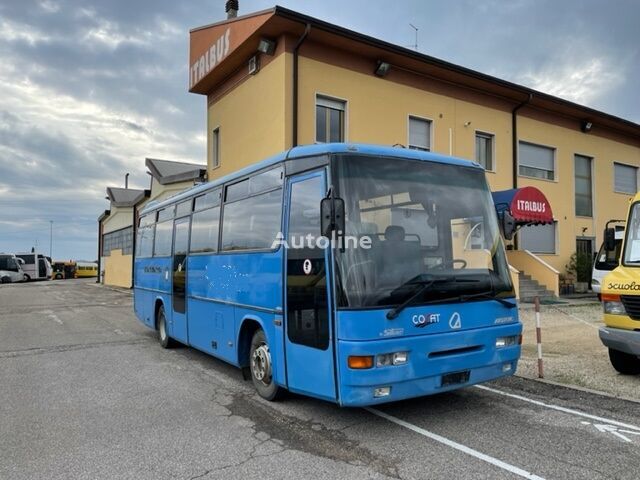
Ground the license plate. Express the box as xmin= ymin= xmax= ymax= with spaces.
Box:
xmin=441 ymin=370 xmax=470 ymax=387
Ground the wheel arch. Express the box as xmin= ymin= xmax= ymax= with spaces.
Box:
xmin=153 ymin=297 xmax=166 ymax=330
xmin=237 ymin=315 xmax=267 ymax=368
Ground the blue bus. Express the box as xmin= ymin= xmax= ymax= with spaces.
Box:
xmin=134 ymin=143 xmax=521 ymax=406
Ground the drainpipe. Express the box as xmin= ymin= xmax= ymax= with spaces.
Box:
xmin=511 ymin=93 xmax=533 ymax=250
xmin=512 ymin=94 xmax=533 ymax=189
xmin=96 ymin=218 xmax=102 ymax=284
xmin=292 ymin=24 xmax=311 ymax=147
xmin=131 ymin=207 xmax=136 ymax=289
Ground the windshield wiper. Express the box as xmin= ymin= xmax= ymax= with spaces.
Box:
xmin=385 ymin=276 xmax=479 ymax=320
xmin=459 ymin=291 xmax=517 ymax=308
xmin=386 ymin=278 xmax=446 ymax=320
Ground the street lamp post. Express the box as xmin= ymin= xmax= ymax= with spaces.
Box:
xmin=49 ymin=220 xmax=53 ymax=259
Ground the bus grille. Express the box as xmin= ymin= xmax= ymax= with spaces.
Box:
xmin=620 ymin=296 xmax=640 ymax=320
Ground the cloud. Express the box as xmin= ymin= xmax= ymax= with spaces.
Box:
xmin=0 ymin=0 xmax=637 ymax=260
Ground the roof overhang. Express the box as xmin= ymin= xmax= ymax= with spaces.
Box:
xmin=145 ymin=158 xmax=207 ymax=185
xmin=106 ymin=187 xmax=151 ymax=208
xmin=189 ymin=6 xmax=639 ymax=141
xmin=492 ymin=187 xmax=554 ymax=225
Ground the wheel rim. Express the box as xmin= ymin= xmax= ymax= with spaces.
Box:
xmin=251 ymin=343 xmax=272 ymax=385
xmin=159 ymin=314 xmax=167 ymax=341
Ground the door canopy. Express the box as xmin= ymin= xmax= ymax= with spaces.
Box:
xmin=492 ymin=186 xmax=553 ymax=225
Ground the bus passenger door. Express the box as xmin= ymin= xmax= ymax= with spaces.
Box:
xmin=284 ymin=170 xmax=336 ymax=401
xmin=171 ymin=217 xmax=190 ymax=343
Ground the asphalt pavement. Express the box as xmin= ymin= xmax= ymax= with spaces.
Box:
xmin=1 ymin=279 xmax=639 ymax=480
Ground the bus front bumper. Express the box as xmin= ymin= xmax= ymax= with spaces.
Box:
xmin=336 ymin=323 xmax=522 ymax=407
xmin=599 ymin=326 xmax=640 ymax=356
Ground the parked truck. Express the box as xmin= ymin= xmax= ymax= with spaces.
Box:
xmin=599 ymin=195 xmax=640 ymax=374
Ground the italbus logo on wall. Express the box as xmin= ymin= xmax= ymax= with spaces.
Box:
xmin=190 ymin=28 xmax=231 ymax=88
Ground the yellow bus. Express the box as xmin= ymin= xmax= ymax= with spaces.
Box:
xmin=51 ymin=261 xmax=77 ymax=280
xmin=600 ymin=192 xmax=640 ymax=374
xmin=75 ymin=262 xmax=98 ymax=278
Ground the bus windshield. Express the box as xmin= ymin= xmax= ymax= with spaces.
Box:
xmin=334 ymin=154 xmax=513 ymax=308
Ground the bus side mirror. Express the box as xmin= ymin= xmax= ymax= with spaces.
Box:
xmin=604 ymin=228 xmax=616 ymax=251
xmin=500 ymin=210 xmax=516 ymax=241
xmin=320 ymin=197 xmax=345 ymax=237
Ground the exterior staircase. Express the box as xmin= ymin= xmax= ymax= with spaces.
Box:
xmin=518 ymin=272 xmax=556 ymax=303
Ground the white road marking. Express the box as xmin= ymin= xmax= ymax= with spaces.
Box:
xmin=366 ymin=407 xmax=545 ymax=480
xmin=593 ymin=424 xmax=635 ymax=443
xmin=550 ymin=307 xmax=599 ymax=330
xmin=475 ymin=384 xmax=640 ymax=432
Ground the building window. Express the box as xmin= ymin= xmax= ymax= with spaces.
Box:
xmin=315 ymin=95 xmax=345 ymax=143
xmin=614 ymin=162 xmax=638 ymax=194
xmin=519 ymin=222 xmax=557 ymax=254
xmin=519 ymin=141 xmax=555 ymax=180
xmin=475 ymin=132 xmax=494 ymax=170
xmin=212 ymin=127 xmax=220 ymax=168
xmin=408 ymin=116 xmax=431 ymax=151
xmin=574 ymin=154 xmax=593 ymax=217
xmin=103 ymin=226 xmax=133 ymax=257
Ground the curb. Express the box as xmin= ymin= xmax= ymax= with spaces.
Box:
xmin=88 ymin=282 xmax=133 ymax=296
xmin=515 ymin=373 xmax=640 ymax=405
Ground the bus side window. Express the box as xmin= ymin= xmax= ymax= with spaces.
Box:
xmin=190 ymin=207 xmax=221 ymax=253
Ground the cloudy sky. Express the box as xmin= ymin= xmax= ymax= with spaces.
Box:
xmin=0 ymin=0 xmax=638 ymax=261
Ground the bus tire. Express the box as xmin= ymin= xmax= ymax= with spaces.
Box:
xmin=157 ymin=305 xmax=174 ymax=349
xmin=249 ymin=329 xmax=282 ymax=401
xmin=609 ymin=348 xmax=640 ymax=375
xmin=24 ymin=274 xmax=30 ymax=281
xmin=1 ymin=276 xmax=11 ymax=284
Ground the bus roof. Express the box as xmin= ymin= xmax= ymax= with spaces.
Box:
xmin=140 ymin=143 xmax=482 ymax=216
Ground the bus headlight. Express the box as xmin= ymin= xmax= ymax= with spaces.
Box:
xmin=376 ymin=351 xmax=408 ymax=367
xmin=591 ymin=279 xmax=600 ymax=286
xmin=496 ymin=335 xmax=519 ymax=347
xmin=603 ymin=294 xmax=626 ymax=315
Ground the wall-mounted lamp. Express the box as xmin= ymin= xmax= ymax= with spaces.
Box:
xmin=374 ymin=60 xmax=391 ymax=77
xmin=581 ymin=120 xmax=593 ymax=133
xmin=257 ymin=37 xmax=277 ymax=56
xmin=464 ymin=121 xmax=472 ymax=127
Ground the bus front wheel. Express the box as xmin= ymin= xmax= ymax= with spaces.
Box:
xmin=249 ymin=329 xmax=282 ymax=401
xmin=157 ymin=305 xmax=175 ymax=349
xmin=609 ymin=348 xmax=640 ymax=375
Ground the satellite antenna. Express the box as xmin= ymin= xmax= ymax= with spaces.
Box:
xmin=408 ymin=23 xmax=418 ymax=51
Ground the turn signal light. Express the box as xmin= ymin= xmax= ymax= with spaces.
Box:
xmin=348 ymin=355 xmax=374 ymax=369
xmin=602 ymin=293 xmax=621 ymax=302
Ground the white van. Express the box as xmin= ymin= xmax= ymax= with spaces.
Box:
xmin=0 ymin=253 xmax=26 ymax=283
xmin=15 ymin=252 xmax=52 ymax=281
xmin=591 ymin=228 xmax=624 ymax=298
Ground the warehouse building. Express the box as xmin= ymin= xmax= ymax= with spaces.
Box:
xmin=98 ymin=159 xmax=206 ymax=288
xmin=188 ymin=5 xmax=640 ymax=296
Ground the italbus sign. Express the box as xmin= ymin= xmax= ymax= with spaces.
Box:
xmin=190 ymin=28 xmax=231 ymax=89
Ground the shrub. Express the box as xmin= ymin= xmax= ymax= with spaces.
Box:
xmin=566 ymin=252 xmax=592 ymax=283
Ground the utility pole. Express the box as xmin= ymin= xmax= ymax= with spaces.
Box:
xmin=50 ymin=220 xmax=53 ymax=259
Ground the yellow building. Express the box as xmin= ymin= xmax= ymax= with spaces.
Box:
xmin=98 ymin=159 xmax=206 ymax=288
xmin=188 ymin=6 xmax=640 ymax=297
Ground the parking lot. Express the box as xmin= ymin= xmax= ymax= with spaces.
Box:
xmin=2 ymin=280 xmax=640 ymax=480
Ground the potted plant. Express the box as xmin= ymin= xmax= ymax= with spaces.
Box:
xmin=566 ymin=252 xmax=592 ymax=293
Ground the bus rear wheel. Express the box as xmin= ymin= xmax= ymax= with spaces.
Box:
xmin=249 ymin=329 xmax=282 ymax=401
xmin=1 ymin=276 xmax=11 ymax=284
xmin=157 ymin=305 xmax=175 ymax=349
xmin=609 ymin=348 xmax=640 ymax=375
